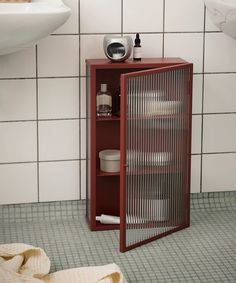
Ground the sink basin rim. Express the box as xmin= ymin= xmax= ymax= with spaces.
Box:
xmin=205 ymin=0 xmax=236 ymax=38
xmin=205 ymin=0 xmax=236 ymax=9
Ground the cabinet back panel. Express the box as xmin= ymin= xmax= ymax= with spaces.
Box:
xmin=96 ymin=121 xmax=120 ymax=169
xmin=96 ymin=177 xmax=120 ymax=216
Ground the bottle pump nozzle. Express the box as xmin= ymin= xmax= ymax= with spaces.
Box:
xmin=134 ymin=33 xmax=141 ymax=47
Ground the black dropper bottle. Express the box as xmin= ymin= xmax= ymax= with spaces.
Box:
xmin=133 ymin=33 xmax=142 ymax=61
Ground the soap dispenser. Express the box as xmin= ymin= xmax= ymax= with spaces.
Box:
xmin=133 ymin=33 xmax=142 ymax=61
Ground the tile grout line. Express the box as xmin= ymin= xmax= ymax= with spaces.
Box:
xmin=121 ymin=0 xmax=123 ymax=36
xmin=200 ymin=5 xmax=207 ymax=194
xmin=0 ymin=118 xmax=83 ymax=123
xmin=78 ymin=0 xmax=82 ymax=200
xmin=35 ymin=44 xmax=40 ymax=202
xmin=0 ymin=159 xmax=85 ymax=166
xmin=162 ymin=0 xmax=165 ymax=58
xmin=1 ymin=71 xmax=236 ymax=81
xmin=1 ymin=153 xmax=236 ymax=166
xmin=1 ymin=112 xmax=234 ymax=124
xmin=48 ymin=30 xmax=223 ymax=35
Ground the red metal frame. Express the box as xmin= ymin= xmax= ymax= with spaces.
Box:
xmin=85 ymin=59 xmax=193 ymax=251
xmin=186 ymin=64 xmax=193 ymax=226
xmin=90 ymin=67 xmax=97 ymax=229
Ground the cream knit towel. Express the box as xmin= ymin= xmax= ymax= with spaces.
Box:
xmin=0 ymin=243 xmax=126 ymax=283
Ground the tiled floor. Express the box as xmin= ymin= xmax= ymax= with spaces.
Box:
xmin=0 ymin=192 xmax=236 ymax=282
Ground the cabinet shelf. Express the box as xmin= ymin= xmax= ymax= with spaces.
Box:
xmin=96 ymin=116 xmax=120 ymax=122
xmin=95 ymin=222 xmax=120 ymax=230
xmin=96 ymin=114 xmax=184 ymax=123
xmin=127 ymin=164 xmax=182 ymax=175
xmin=96 ymin=169 xmax=120 ymax=177
xmin=97 ymin=165 xmax=182 ymax=176
xmin=138 ymin=113 xmax=182 ymax=119
xmin=96 ymin=114 xmax=181 ymax=121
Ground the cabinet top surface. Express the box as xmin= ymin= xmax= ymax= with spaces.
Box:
xmin=86 ymin=58 xmax=188 ymax=68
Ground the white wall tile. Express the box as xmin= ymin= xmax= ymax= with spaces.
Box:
xmin=0 ymin=122 xmax=37 ymax=163
xmin=203 ymin=114 xmax=236 ymax=153
xmin=192 ymin=74 xmax=203 ymax=114
xmin=140 ymin=34 xmax=163 ymax=58
xmin=0 ymin=163 xmax=37 ymax=205
xmin=164 ymin=33 xmax=204 ymax=73
xmin=39 ymin=120 xmax=80 ymax=161
xmin=165 ymin=0 xmax=204 ymax=32
xmin=202 ymin=153 xmax=236 ymax=192
xmin=0 ymin=47 xmax=36 ymax=79
xmin=1 ymin=0 xmax=236 ymax=204
xmin=192 ymin=115 xmax=202 ymax=154
xmin=191 ymin=155 xmax=201 ymax=193
xmin=205 ymin=33 xmax=236 ymax=72
xmin=0 ymin=79 xmax=36 ymax=121
xmin=37 ymin=35 xmax=79 ymax=77
xmin=81 ymin=159 xmax=86 ymax=199
xmin=204 ymin=74 xmax=236 ymax=113
xmin=123 ymin=0 xmax=163 ymax=33
xmin=80 ymin=35 xmax=106 ymax=76
xmin=80 ymin=119 xmax=86 ymax=159
xmin=54 ymin=0 xmax=79 ymax=34
xmin=38 ymin=78 xmax=79 ymax=119
xmin=80 ymin=0 xmax=121 ymax=33
xmin=39 ymin=161 xmax=79 ymax=202
xmin=80 ymin=77 xmax=86 ymax=119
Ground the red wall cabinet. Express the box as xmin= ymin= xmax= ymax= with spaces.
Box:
xmin=86 ymin=58 xmax=193 ymax=252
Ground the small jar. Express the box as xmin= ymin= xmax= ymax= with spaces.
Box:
xmin=99 ymin=149 xmax=120 ymax=173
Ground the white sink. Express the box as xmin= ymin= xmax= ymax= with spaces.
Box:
xmin=205 ymin=0 xmax=236 ymax=38
xmin=0 ymin=0 xmax=71 ymax=55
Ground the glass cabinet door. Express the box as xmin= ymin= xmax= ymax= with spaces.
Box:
xmin=120 ymin=64 xmax=193 ymax=252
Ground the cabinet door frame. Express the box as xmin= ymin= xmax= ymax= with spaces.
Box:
xmin=120 ymin=63 xmax=193 ymax=252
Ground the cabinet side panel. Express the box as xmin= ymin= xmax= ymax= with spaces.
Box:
xmin=86 ymin=64 xmax=91 ymax=222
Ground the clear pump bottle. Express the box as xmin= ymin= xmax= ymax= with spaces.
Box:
xmin=96 ymin=84 xmax=112 ymax=117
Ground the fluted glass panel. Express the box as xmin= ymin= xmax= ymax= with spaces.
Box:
xmin=125 ymin=68 xmax=190 ymax=247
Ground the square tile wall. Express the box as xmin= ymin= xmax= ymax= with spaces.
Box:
xmin=39 ymin=161 xmax=80 ymax=202
xmin=0 ymin=0 xmax=236 ymax=204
